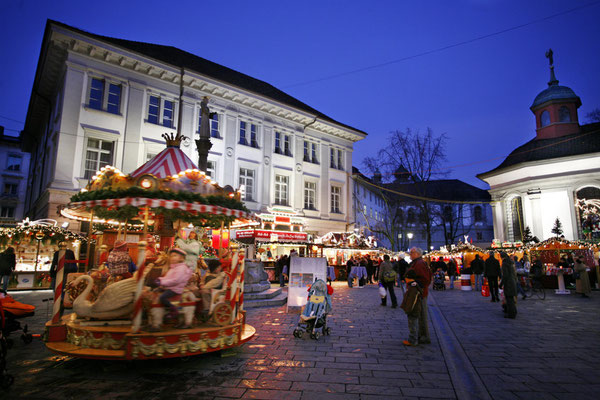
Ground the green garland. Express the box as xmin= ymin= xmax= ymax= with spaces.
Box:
xmin=71 ymin=187 xmax=248 ymax=212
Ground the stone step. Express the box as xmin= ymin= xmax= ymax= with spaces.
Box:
xmin=243 ymin=292 xmax=287 ymax=308
xmin=244 ymin=287 xmax=282 ymax=300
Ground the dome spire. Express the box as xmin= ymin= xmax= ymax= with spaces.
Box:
xmin=545 ymin=48 xmax=559 ymax=87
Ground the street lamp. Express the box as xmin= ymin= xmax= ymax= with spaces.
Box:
xmin=407 ymin=232 xmax=413 ymax=251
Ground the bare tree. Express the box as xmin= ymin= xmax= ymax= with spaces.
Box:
xmin=433 ymin=204 xmax=477 ymax=245
xmin=364 ymin=128 xmax=448 ymax=250
xmin=586 ymin=108 xmax=600 ymax=123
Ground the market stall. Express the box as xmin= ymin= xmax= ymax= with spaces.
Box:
xmin=0 ymin=219 xmax=88 ymax=290
xmin=314 ymin=232 xmax=382 ymax=281
xmin=45 ymin=133 xmax=257 ymax=360
xmin=528 ymin=238 xmax=597 ymax=291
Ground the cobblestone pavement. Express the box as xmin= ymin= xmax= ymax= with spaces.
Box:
xmin=2 ymin=282 xmax=599 ymax=400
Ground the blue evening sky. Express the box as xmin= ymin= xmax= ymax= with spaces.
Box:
xmin=1 ymin=0 xmax=599 ymax=189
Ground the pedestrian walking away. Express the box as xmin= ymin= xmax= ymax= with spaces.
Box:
xmin=379 ymin=255 xmax=397 ymax=308
xmin=574 ymin=256 xmax=592 ymax=298
xmin=471 ymin=254 xmax=485 ymax=292
xmin=484 ymin=253 xmax=501 ymax=302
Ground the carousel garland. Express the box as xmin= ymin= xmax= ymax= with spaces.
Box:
xmin=90 ymin=205 xmax=238 ymax=227
xmin=71 ymin=187 xmax=248 ymax=212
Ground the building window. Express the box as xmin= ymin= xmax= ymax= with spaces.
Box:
xmin=540 ymin=110 xmax=550 ymax=127
xmin=476 ymin=232 xmax=483 ymax=241
xmin=304 ymin=140 xmax=318 ymax=163
xmin=304 ymin=181 xmax=316 ymax=210
xmin=275 ymin=175 xmax=288 ymax=205
xmin=206 ymin=160 xmax=216 ymax=178
xmin=89 ymin=78 xmax=104 ymax=110
xmin=0 ymin=206 xmax=15 ymax=218
xmin=474 ymin=206 xmax=483 ymax=222
xmin=239 ymin=168 xmax=255 ymax=202
xmin=559 ymin=106 xmax=571 ymax=122
xmin=84 ymin=138 xmax=114 ymax=179
xmin=163 ymin=100 xmax=174 ymax=128
xmin=331 ymin=186 xmax=341 ymax=213
xmin=250 ymin=124 xmax=258 ymax=148
xmin=199 ymin=112 xmax=220 ymax=138
xmin=147 ymin=95 xmax=176 ymax=128
xmin=275 ymin=132 xmax=292 ymax=156
xmin=330 ymin=148 xmax=343 ymax=170
xmin=239 ymin=120 xmax=258 ymax=148
xmin=146 ymin=153 xmax=157 ymax=162
xmin=3 ymin=183 xmax=18 ymax=196
xmin=6 ymin=155 xmax=21 ymax=171
xmin=239 ymin=121 xmax=248 ymax=145
xmin=88 ymin=78 xmax=121 ymax=114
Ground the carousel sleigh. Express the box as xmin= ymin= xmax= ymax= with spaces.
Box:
xmin=44 ymin=252 xmax=255 ymax=360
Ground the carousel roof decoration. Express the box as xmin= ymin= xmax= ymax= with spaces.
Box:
xmin=60 ymin=133 xmax=258 ymax=226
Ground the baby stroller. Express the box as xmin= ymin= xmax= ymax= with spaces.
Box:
xmin=293 ymin=279 xmax=332 ymax=340
xmin=432 ymin=269 xmax=446 ymax=291
xmin=0 ymin=292 xmax=34 ymax=346
xmin=0 ymin=299 xmax=14 ymax=389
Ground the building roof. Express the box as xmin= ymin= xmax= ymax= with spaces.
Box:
xmin=48 ymin=20 xmax=366 ymax=136
xmin=383 ymin=179 xmax=491 ymax=203
xmin=478 ymin=122 xmax=600 ymax=179
xmin=531 ymin=84 xmax=581 ymax=109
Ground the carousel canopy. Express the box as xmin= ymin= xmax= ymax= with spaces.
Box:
xmin=61 ymin=134 xmax=257 ymax=226
xmin=131 ymin=146 xmax=197 ymax=178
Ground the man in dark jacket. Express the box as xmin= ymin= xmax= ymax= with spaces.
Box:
xmin=470 ymin=254 xmax=485 ymax=292
xmin=499 ymin=252 xmax=517 ymax=319
xmin=447 ymin=258 xmax=457 ymax=289
xmin=403 ymin=247 xmax=432 ymax=346
xmin=484 ymin=254 xmax=501 ymax=302
xmin=0 ymin=246 xmax=16 ymax=292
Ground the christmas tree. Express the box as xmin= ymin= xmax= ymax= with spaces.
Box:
xmin=551 ymin=217 xmax=563 ymax=237
xmin=523 ymin=226 xmax=534 ymax=243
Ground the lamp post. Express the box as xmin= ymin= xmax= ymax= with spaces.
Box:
xmin=407 ymin=232 xmax=414 ymax=251
xmin=397 ymin=233 xmax=402 ymax=251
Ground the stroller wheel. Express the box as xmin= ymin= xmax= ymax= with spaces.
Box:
xmin=324 ymin=327 xmax=331 ymax=336
xmin=310 ymin=331 xmax=320 ymax=340
xmin=293 ymin=329 xmax=303 ymax=338
xmin=21 ymin=333 xmax=33 ymax=344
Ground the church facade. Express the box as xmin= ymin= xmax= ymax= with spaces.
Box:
xmin=478 ymin=54 xmax=600 ymax=242
xmin=21 ymin=20 xmax=366 ymax=236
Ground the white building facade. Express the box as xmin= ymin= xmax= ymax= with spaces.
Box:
xmin=22 ymin=21 xmax=366 ymax=236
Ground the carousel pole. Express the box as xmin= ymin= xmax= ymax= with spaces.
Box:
xmin=51 ymin=243 xmax=67 ymax=324
xmin=85 ymin=210 xmax=94 ymax=272
xmin=220 ymin=220 xmax=225 ymax=250
xmin=131 ymin=240 xmax=148 ymax=333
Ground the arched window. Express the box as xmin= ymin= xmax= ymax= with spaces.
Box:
xmin=474 ymin=206 xmax=483 ymax=222
xmin=576 ymin=186 xmax=600 ymax=240
xmin=540 ymin=110 xmax=551 ymax=127
xmin=559 ymin=106 xmax=571 ymax=122
xmin=407 ymin=209 xmax=415 ymax=225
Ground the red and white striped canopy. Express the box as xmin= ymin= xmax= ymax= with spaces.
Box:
xmin=131 ymin=147 xmax=197 ymax=178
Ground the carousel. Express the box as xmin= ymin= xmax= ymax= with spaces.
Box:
xmin=44 ymin=133 xmax=258 ymax=360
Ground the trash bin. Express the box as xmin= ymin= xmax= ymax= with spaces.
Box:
xmin=460 ymin=274 xmax=472 ymax=291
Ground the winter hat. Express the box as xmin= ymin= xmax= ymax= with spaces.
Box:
xmin=113 ymin=240 xmax=128 ymax=251
xmin=169 ymin=247 xmax=186 ymax=257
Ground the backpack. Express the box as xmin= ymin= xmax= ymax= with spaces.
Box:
xmin=382 ymin=270 xmax=397 ymax=283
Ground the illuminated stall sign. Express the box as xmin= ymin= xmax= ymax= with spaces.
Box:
xmin=235 ymin=229 xmax=307 ymax=242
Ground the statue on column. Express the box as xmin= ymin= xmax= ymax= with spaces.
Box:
xmin=196 ymin=96 xmax=215 ymax=172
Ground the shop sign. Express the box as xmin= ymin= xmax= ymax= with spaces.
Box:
xmin=235 ymin=229 xmax=307 ymax=242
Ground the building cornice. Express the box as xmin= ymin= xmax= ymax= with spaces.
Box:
xmin=51 ymin=29 xmax=365 ymax=144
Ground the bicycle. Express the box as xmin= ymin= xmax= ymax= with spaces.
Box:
xmin=520 ymin=275 xmax=545 ymax=300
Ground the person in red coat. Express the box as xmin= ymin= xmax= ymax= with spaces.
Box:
xmin=403 ymin=247 xmax=432 ymax=346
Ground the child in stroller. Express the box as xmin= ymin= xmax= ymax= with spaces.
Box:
xmin=432 ymin=268 xmax=446 ymax=291
xmin=293 ymin=279 xmax=333 ymax=340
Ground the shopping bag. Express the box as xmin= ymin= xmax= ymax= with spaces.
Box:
xmin=378 ymin=283 xmax=386 ymax=298
xmin=481 ymin=283 xmax=490 ymax=297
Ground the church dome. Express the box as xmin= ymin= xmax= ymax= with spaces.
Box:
xmin=531 ymin=84 xmax=581 ymax=109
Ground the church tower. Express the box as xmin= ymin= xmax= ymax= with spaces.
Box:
xmin=530 ymin=49 xmax=581 ymax=139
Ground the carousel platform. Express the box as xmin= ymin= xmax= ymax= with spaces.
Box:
xmin=45 ymin=314 xmax=255 ymax=360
